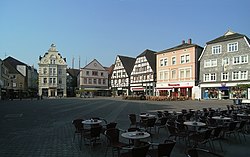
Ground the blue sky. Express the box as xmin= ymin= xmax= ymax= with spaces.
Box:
xmin=0 ymin=0 xmax=250 ymax=69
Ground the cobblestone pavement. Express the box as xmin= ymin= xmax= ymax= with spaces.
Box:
xmin=0 ymin=97 xmax=249 ymax=157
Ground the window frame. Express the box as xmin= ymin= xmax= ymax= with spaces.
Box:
xmin=227 ymin=42 xmax=238 ymax=52
xmin=212 ymin=45 xmax=222 ymax=54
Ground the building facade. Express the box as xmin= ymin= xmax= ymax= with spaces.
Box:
xmin=111 ymin=55 xmax=135 ymax=96
xmin=130 ymin=49 xmax=156 ymax=96
xmin=78 ymin=59 xmax=109 ymax=97
xmin=156 ymin=39 xmax=203 ymax=99
xmin=199 ymin=31 xmax=250 ymax=100
xmin=38 ymin=44 xmax=67 ymax=97
xmin=3 ymin=56 xmax=38 ymax=99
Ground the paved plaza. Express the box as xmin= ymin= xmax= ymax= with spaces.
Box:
xmin=0 ymin=97 xmax=249 ymax=157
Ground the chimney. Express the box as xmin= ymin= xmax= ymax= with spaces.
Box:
xmin=182 ymin=40 xmax=185 ymax=44
xmin=188 ymin=38 xmax=192 ymax=44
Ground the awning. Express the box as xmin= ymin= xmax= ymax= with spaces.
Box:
xmin=131 ymin=87 xmax=145 ymax=91
xmin=156 ymin=88 xmax=173 ymax=91
xmin=173 ymin=86 xmax=193 ymax=88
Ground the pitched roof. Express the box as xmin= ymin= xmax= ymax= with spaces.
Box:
xmin=137 ymin=49 xmax=156 ymax=72
xmin=4 ymin=56 xmax=26 ymax=66
xmin=158 ymin=43 xmax=202 ymax=54
xmin=66 ymin=68 xmax=80 ymax=77
xmin=118 ymin=55 xmax=136 ymax=75
xmin=3 ymin=60 xmax=20 ymax=74
xmin=206 ymin=31 xmax=247 ymax=44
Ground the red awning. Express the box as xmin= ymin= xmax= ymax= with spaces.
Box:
xmin=131 ymin=88 xmax=145 ymax=91
xmin=156 ymin=88 xmax=173 ymax=91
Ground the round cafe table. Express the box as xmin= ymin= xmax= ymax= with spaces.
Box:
xmin=82 ymin=119 xmax=102 ymax=125
xmin=212 ymin=116 xmax=231 ymax=121
xmin=121 ymin=131 xmax=150 ymax=147
xmin=184 ymin=121 xmax=206 ymax=131
xmin=139 ymin=114 xmax=156 ymax=119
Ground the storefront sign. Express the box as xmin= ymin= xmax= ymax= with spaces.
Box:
xmin=168 ymin=84 xmax=180 ymax=86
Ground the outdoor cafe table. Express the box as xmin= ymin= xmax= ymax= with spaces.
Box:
xmin=184 ymin=121 xmax=206 ymax=131
xmin=139 ymin=114 xmax=156 ymax=119
xmin=82 ymin=119 xmax=102 ymax=128
xmin=121 ymin=131 xmax=150 ymax=147
xmin=237 ymin=113 xmax=250 ymax=117
xmin=212 ymin=116 xmax=231 ymax=121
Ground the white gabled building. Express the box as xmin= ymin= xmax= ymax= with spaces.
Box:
xmin=79 ymin=59 xmax=109 ymax=97
xmin=38 ymin=44 xmax=67 ymax=97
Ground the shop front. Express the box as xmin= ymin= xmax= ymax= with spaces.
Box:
xmin=156 ymin=82 xmax=194 ymax=98
xmin=201 ymin=83 xmax=249 ymax=100
xmin=131 ymin=87 xmax=145 ymax=96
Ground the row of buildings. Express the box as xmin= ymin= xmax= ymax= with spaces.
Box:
xmin=111 ymin=30 xmax=250 ymax=100
xmin=1 ymin=30 xmax=250 ymax=100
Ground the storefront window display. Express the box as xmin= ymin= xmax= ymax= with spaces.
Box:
xmin=230 ymin=87 xmax=247 ymax=99
xmin=203 ymin=88 xmax=219 ymax=99
xmin=208 ymin=88 xmax=218 ymax=99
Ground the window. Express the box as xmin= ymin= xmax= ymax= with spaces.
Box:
xmin=228 ymin=42 xmax=238 ymax=52
xmin=43 ymin=78 xmax=47 ymax=83
xmin=212 ymin=45 xmax=222 ymax=54
xmin=241 ymin=55 xmax=248 ymax=63
xmin=43 ymin=68 xmax=47 ymax=74
xmin=50 ymin=59 xmax=56 ymax=64
xmin=103 ymin=79 xmax=106 ymax=84
xmin=171 ymin=70 xmax=176 ymax=79
xmin=59 ymin=78 xmax=62 ymax=84
xmin=164 ymin=71 xmax=169 ymax=80
xmin=204 ymin=73 xmax=216 ymax=82
xmin=204 ymin=59 xmax=217 ymax=67
xmin=49 ymin=68 xmax=53 ymax=75
xmin=53 ymin=78 xmax=56 ymax=84
xmin=181 ymin=56 xmax=185 ymax=64
xmin=53 ymin=68 xmax=56 ymax=75
xmin=186 ymin=55 xmax=190 ymax=63
xmin=172 ymin=57 xmax=176 ymax=65
xmin=233 ymin=55 xmax=248 ymax=64
xmin=233 ymin=56 xmax=240 ymax=64
xmin=101 ymin=72 xmax=103 ymax=76
xmin=84 ymin=78 xmax=87 ymax=84
xmin=93 ymin=79 xmax=97 ymax=84
xmin=211 ymin=73 xmax=216 ymax=81
xmin=211 ymin=60 xmax=217 ymax=66
xmin=86 ymin=71 xmax=89 ymax=75
xmin=186 ymin=69 xmax=191 ymax=78
xmin=232 ymin=72 xmax=239 ymax=80
xmin=164 ymin=58 xmax=168 ymax=66
xmin=221 ymin=72 xmax=229 ymax=81
xmin=88 ymin=78 xmax=92 ymax=84
xmin=98 ymin=79 xmax=101 ymax=84
xmin=58 ymin=69 xmax=62 ymax=75
xmin=222 ymin=58 xmax=229 ymax=65
xmin=180 ymin=55 xmax=190 ymax=64
xmin=232 ymin=71 xmax=248 ymax=80
xmin=92 ymin=71 xmax=98 ymax=76
xmin=159 ymin=72 xmax=163 ymax=80
xmin=49 ymin=78 xmax=53 ymax=84
xmin=204 ymin=74 xmax=209 ymax=81
xmin=180 ymin=70 xmax=185 ymax=78
xmin=160 ymin=59 xmax=164 ymax=66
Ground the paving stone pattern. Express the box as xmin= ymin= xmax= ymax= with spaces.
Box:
xmin=0 ymin=97 xmax=249 ymax=157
